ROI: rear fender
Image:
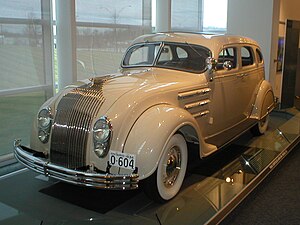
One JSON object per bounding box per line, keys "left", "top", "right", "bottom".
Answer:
{"left": 250, "top": 80, "right": 275, "bottom": 120}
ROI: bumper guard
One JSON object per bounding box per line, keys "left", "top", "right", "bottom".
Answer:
{"left": 13, "top": 140, "right": 139, "bottom": 190}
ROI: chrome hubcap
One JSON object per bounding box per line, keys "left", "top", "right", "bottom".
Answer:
{"left": 163, "top": 146, "right": 181, "bottom": 188}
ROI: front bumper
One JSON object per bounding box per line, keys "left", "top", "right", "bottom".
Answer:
{"left": 14, "top": 140, "right": 139, "bottom": 190}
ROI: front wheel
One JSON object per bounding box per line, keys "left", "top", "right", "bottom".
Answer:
{"left": 142, "top": 133, "right": 188, "bottom": 203}
{"left": 251, "top": 115, "right": 270, "bottom": 136}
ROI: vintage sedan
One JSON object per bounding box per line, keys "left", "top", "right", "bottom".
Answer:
{"left": 14, "top": 32, "right": 275, "bottom": 202}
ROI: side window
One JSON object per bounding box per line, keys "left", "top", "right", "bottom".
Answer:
{"left": 217, "top": 47, "right": 237, "bottom": 70}
{"left": 176, "top": 47, "right": 188, "bottom": 59}
{"left": 256, "top": 49, "right": 263, "bottom": 64}
{"left": 241, "top": 46, "right": 254, "bottom": 67}
{"left": 158, "top": 46, "right": 173, "bottom": 62}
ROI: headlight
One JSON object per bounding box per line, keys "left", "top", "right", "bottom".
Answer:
{"left": 38, "top": 130, "right": 49, "bottom": 143}
{"left": 38, "top": 108, "right": 52, "bottom": 128}
{"left": 93, "top": 116, "right": 112, "bottom": 158}
{"left": 37, "top": 108, "right": 52, "bottom": 143}
{"left": 93, "top": 119, "right": 110, "bottom": 143}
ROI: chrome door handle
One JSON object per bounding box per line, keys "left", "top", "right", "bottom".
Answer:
{"left": 237, "top": 73, "right": 248, "bottom": 78}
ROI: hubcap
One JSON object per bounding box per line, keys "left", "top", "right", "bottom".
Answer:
{"left": 163, "top": 146, "right": 181, "bottom": 188}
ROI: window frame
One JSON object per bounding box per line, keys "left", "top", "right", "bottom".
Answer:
{"left": 240, "top": 46, "right": 255, "bottom": 68}
{"left": 255, "top": 48, "right": 264, "bottom": 64}
{"left": 122, "top": 41, "right": 212, "bottom": 74}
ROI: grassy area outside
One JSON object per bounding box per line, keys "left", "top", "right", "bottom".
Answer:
{"left": 0, "top": 92, "right": 45, "bottom": 156}
{"left": 0, "top": 46, "right": 44, "bottom": 90}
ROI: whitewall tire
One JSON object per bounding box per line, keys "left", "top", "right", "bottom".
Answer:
{"left": 142, "top": 133, "right": 188, "bottom": 202}
{"left": 251, "top": 115, "right": 270, "bottom": 136}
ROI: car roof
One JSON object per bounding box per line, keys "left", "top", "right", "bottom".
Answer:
{"left": 131, "top": 32, "right": 260, "bottom": 53}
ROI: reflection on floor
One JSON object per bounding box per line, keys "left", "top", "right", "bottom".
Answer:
{"left": 0, "top": 109, "right": 299, "bottom": 225}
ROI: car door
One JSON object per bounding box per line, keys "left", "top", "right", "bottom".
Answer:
{"left": 238, "top": 45, "right": 261, "bottom": 117}
{"left": 206, "top": 46, "right": 241, "bottom": 137}
{"left": 207, "top": 45, "right": 259, "bottom": 139}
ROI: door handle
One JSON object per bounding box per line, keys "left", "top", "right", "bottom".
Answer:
{"left": 237, "top": 73, "right": 248, "bottom": 78}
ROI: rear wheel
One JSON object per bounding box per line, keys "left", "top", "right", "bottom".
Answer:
{"left": 142, "top": 133, "right": 188, "bottom": 203}
{"left": 251, "top": 115, "right": 270, "bottom": 136}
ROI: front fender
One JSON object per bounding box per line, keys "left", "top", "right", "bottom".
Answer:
{"left": 250, "top": 80, "right": 275, "bottom": 120}
{"left": 122, "top": 104, "right": 200, "bottom": 180}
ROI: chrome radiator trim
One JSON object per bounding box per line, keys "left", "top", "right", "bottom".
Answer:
{"left": 50, "top": 82, "right": 105, "bottom": 169}
{"left": 14, "top": 140, "right": 139, "bottom": 190}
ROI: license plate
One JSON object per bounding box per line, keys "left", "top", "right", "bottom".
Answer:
{"left": 109, "top": 151, "right": 136, "bottom": 170}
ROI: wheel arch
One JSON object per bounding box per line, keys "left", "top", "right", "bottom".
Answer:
{"left": 122, "top": 104, "right": 201, "bottom": 180}
{"left": 250, "top": 80, "right": 275, "bottom": 120}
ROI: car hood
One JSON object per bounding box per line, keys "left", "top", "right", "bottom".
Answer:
{"left": 87, "top": 68, "right": 201, "bottom": 114}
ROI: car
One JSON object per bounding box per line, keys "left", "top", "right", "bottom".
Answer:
{"left": 14, "top": 32, "right": 275, "bottom": 202}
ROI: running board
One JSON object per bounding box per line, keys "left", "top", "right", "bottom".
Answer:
{"left": 205, "top": 119, "right": 257, "bottom": 149}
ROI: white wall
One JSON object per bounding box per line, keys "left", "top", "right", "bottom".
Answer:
{"left": 279, "top": 0, "right": 300, "bottom": 36}
{"left": 227, "top": 0, "right": 280, "bottom": 90}
{"left": 280, "top": 0, "right": 300, "bottom": 21}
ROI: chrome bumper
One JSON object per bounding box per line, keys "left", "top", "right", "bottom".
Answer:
{"left": 14, "top": 140, "right": 139, "bottom": 190}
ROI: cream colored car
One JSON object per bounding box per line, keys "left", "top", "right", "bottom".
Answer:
{"left": 14, "top": 32, "right": 275, "bottom": 202}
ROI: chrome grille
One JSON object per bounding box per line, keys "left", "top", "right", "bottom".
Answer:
{"left": 50, "top": 81, "right": 105, "bottom": 169}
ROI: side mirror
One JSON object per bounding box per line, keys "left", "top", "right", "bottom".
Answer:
{"left": 223, "top": 61, "right": 233, "bottom": 70}
{"left": 206, "top": 57, "right": 217, "bottom": 81}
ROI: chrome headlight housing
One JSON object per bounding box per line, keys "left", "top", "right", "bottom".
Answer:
{"left": 37, "top": 108, "right": 52, "bottom": 143}
{"left": 93, "top": 116, "right": 112, "bottom": 158}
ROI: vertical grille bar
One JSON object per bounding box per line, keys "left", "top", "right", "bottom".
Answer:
{"left": 50, "top": 81, "right": 105, "bottom": 169}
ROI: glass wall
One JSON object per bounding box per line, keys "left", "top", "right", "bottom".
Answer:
{"left": 171, "top": 0, "right": 203, "bottom": 31}
{"left": 202, "top": 0, "right": 227, "bottom": 32}
{"left": 75, "top": 0, "right": 152, "bottom": 80}
{"left": 171, "top": 0, "right": 227, "bottom": 33}
{"left": 0, "top": 0, "right": 53, "bottom": 157}
{"left": 0, "top": 0, "right": 227, "bottom": 160}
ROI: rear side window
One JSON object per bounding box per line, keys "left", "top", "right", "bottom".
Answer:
{"left": 256, "top": 49, "right": 263, "bottom": 63}
{"left": 176, "top": 47, "right": 188, "bottom": 59}
{"left": 241, "top": 46, "right": 254, "bottom": 66}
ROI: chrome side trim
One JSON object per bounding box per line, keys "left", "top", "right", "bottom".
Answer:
{"left": 192, "top": 110, "right": 210, "bottom": 118}
{"left": 14, "top": 140, "right": 139, "bottom": 190}
{"left": 185, "top": 99, "right": 210, "bottom": 109}
{"left": 178, "top": 88, "right": 211, "bottom": 99}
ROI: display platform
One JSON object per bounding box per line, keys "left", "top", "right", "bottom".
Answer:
{"left": 0, "top": 109, "right": 299, "bottom": 225}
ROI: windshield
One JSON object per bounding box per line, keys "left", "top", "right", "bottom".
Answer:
{"left": 122, "top": 42, "right": 211, "bottom": 73}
